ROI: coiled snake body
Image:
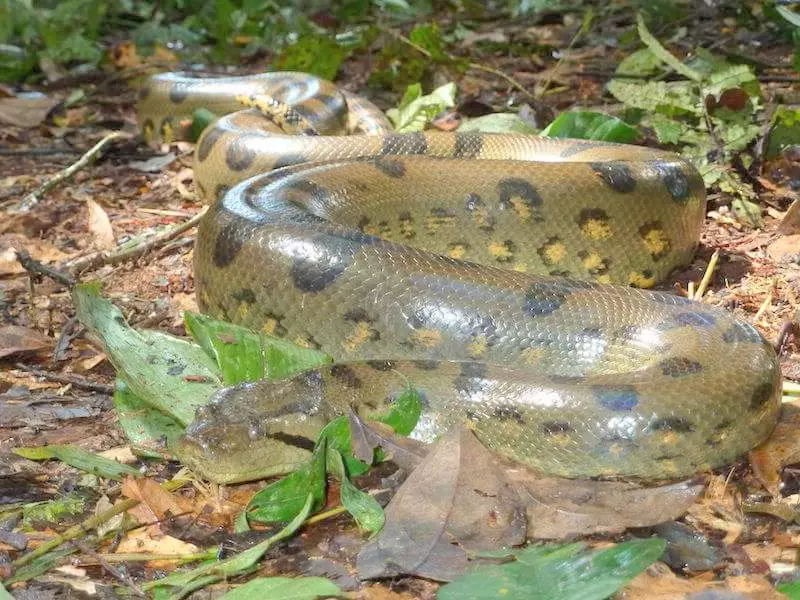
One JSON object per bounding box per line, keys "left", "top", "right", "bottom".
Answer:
{"left": 137, "top": 71, "right": 782, "bottom": 484}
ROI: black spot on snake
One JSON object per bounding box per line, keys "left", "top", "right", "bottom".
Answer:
{"left": 493, "top": 406, "right": 525, "bottom": 424}
{"left": 232, "top": 288, "right": 256, "bottom": 304}
{"left": 380, "top": 132, "right": 428, "bottom": 155}
{"left": 343, "top": 307, "right": 376, "bottom": 323}
{"left": 212, "top": 218, "right": 257, "bottom": 268}
{"left": 658, "top": 357, "right": 703, "bottom": 377}
{"left": 289, "top": 230, "right": 378, "bottom": 293}
{"left": 651, "top": 160, "right": 690, "bottom": 202}
{"left": 750, "top": 381, "right": 775, "bottom": 410}
{"left": 197, "top": 127, "right": 225, "bottom": 162}
{"left": 549, "top": 269, "right": 572, "bottom": 277}
{"left": 540, "top": 421, "right": 575, "bottom": 435}
{"left": 593, "top": 386, "right": 639, "bottom": 411}
{"left": 366, "top": 360, "right": 395, "bottom": 371}
{"left": 372, "top": 157, "right": 406, "bottom": 178}
{"left": 523, "top": 282, "right": 572, "bottom": 317}
{"left": 650, "top": 417, "right": 695, "bottom": 433}
{"left": 168, "top": 84, "right": 188, "bottom": 103}
{"left": 548, "top": 374, "right": 585, "bottom": 385}
{"left": 496, "top": 178, "right": 543, "bottom": 211}
{"left": 284, "top": 179, "right": 332, "bottom": 204}
{"left": 330, "top": 365, "right": 362, "bottom": 388}
{"left": 454, "top": 362, "right": 489, "bottom": 394}
{"left": 671, "top": 312, "right": 717, "bottom": 328}
{"left": 591, "top": 162, "right": 636, "bottom": 193}
{"left": 722, "top": 321, "right": 764, "bottom": 344}
{"left": 269, "top": 432, "right": 316, "bottom": 452}
{"left": 453, "top": 131, "right": 484, "bottom": 158}
{"left": 225, "top": 136, "right": 257, "bottom": 171}
{"left": 263, "top": 311, "right": 288, "bottom": 337}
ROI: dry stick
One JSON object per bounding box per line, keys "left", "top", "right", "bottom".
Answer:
{"left": 14, "top": 363, "right": 113, "bottom": 394}
{"left": 376, "top": 25, "right": 533, "bottom": 99}
{"left": 66, "top": 206, "right": 208, "bottom": 276}
{"left": 692, "top": 250, "right": 719, "bottom": 301}
{"left": 11, "top": 498, "right": 140, "bottom": 569}
{"left": 71, "top": 539, "right": 148, "bottom": 599}
{"left": 15, "top": 249, "right": 76, "bottom": 288}
{"left": 11, "top": 132, "right": 126, "bottom": 215}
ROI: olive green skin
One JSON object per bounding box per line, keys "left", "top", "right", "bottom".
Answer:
{"left": 137, "top": 71, "right": 782, "bottom": 484}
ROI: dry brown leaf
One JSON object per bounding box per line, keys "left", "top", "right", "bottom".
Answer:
{"left": 115, "top": 528, "right": 200, "bottom": 569}
{"left": 86, "top": 199, "right": 115, "bottom": 250}
{"left": 0, "top": 325, "right": 51, "bottom": 358}
{"left": 750, "top": 404, "right": 800, "bottom": 496}
{"left": 766, "top": 234, "right": 800, "bottom": 262}
{"left": 0, "top": 96, "right": 60, "bottom": 127}
{"left": 0, "top": 234, "right": 70, "bottom": 275}
{"left": 121, "top": 476, "right": 192, "bottom": 522}
{"left": 685, "top": 476, "right": 744, "bottom": 545}
{"left": 622, "top": 564, "right": 782, "bottom": 599}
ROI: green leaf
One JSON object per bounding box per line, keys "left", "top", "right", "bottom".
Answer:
{"left": 319, "top": 416, "right": 371, "bottom": 477}
{"left": 2, "top": 547, "right": 76, "bottom": 586}
{"left": 375, "top": 385, "right": 422, "bottom": 436}
{"left": 409, "top": 22, "right": 448, "bottom": 62}
{"left": 0, "top": 582, "right": 13, "bottom": 599}
{"left": 145, "top": 493, "right": 315, "bottom": 595}
{"left": 731, "top": 197, "right": 764, "bottom": 228}
{"left": 777, "top": 6, "right": 800, "bottom": 29}
{"left": 192, "top": 109, "right": 218, "bottom": 142}
{"left": 458, "top": 113, "right": 538, "bottom": 134}
{"left": 778, "top": 580, "right": 800, "bottom": 599}
{"left": 703, "top": 64, "right": 760, "bottom": 101}
{"left": 766, "top": 106, "right": 800, "bottom": 159}
{"left": 648, "top": 113, "right": 683, "bottom": 144}
{"left": 14, "top": 445, "right": 141, "bottom": 480}
{"left": 247, "top": 438, "right": 327, "bottom": 524}
{"left": 72, "top": 284, "right": 221, "bottom": 427}
{"left": 636, "top": 12, "right": 701, "bottom": 82}
{"left": 274, "top": 33, "right": 346, "bottom": 81}
{"left": 615, "top": 48, "right": 661, "bottom": 77}
{"left": 113, "top": 379, "right": 184, "bottom": 459}
{"left": 386, "top": 82, "right": 457, "bottom": 133}
{"left": 437, "top": 538, "right": 665, "bottom": 600}
{"left": 185, "top": 312, "right": 332, "bottom": 383}
{"left": 540, "top": 111, "right": 639, "bottom": 143}
{"left": 328, "top": 450, "right": 384, "bottom": 535}
{"left": 22, "top": 492, "right": 86, "bottom": 529}
{"left": 219, "top": 576, "right": 342, "bottom": 599}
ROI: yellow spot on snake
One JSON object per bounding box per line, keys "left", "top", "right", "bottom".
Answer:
{"left": 581, "top": 251, "right": 609, "bottom": 274}
{"left": 641, "top": 227, "right": 670, "bottom": 258}
{"left": 411, "top": 329, "right": 442, "bottom": 348}
{"left": 512, "top": 262, "right": 528, "bottom": 273}
{"left": 262, "top": 318, "right": 280, "bottom": 336}
{"left": 294, "top": 335, "right": 315, "bottom": 349}
{"left": 541, "top": 241, "right": 566, "bottom": 265}
{"left": 521, "top": 347, "right": 545, "bottom": 364}
{"left": 629, "top": 271, "right": 656, "bottom": 288}
{"left": 595, "top": 274, "right": 612, "bottom": 285}
{"left": 235, "top": 302, "right": 249, "bottom": 321}
{"left": 468, "top": 335, "right": 488, "bottom": 357}
{"left": 160, "top": 121, "right": 174, "bottom": 144}
{"left": 488, "top": 241, "right": 514, "bottom": 261}
{"left": 659, "top": 431, "right": 681, "bottom": 446}
{"left": 424, "top": 213, "right": 456, "bottom": 234}
{"left": 399, "top": 218, "right": 415, "bottom": 239}
{"left": 448, "top": 244, "right": 467, "bottom": 259}
{"left": 580, "top": 218, "right": 613, "bottom": 240}
{"left": 143, "top": 121, "right": 154, "bottom": 143}
{"left": 472, "top": 208, "right": 492, "bottom": 230}
{"left": 343, "top": 322, "right": 373, "bottom": 353}
{"left": 509, "top": 197, "right": 532, "bottom": 222}
{"left": 658, "top": 460, "right": 680, "bottom": 477}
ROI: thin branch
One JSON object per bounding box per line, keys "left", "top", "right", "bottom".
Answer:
{"left": 15, "top": 249, "right": 76, "bottom": 288}
{"left": 14, "top": 363, "right": 113, "bottom": 394}
{"left": 66, "top": 207, "right": 207, "bottom": 276}
{"left": 71, "top": 540, "right": 148, "bottom": 598}
{"left": 11, "top": 132, "right": 126, "bottom": 214}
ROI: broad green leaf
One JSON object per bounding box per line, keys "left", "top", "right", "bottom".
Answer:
{"left": 541, "top": 111, "right": 639, "bottom": 143}
{"left": 375, "top": 385, "right": 422, "bottom": 436}
{"left": 636, "top": 12, "right": 701, "bottom": 82}
{"left": 274, "top": 33, "right": 346, "bottom": 81}
{"left": 731, "top": 197, "right": 764, "bottom": 228}
{"left": 247, "top": 439, "right": 327, "bottom": 524}
{"left": 220, "top": 576, "right": 342, "bottom": 599}
{"left": 766, "top": 106, "right": 800, "bottom": 159}
{"left": 113, "top": 379, "right": 184, "bottom": 459}
{"left": 2, "top": 547, "right": 76, "bottom": 586}
{"left": 0, "top": 582, "right": 12, "bottom": 599}
{"left": 386, "top": 82, "right": 457, "bottom": 133}
{"left": 192, "top": 108, "right": 218, "bottom": 142}
{"left": 328, "top": 450, "right": 384, "bottom": 536}
{"left": 437, "top": 538, "right": 665, "bottom": 600}
{"left": 14, "top": 445, "right": 141, "bottom": 480}
{"left": 73, "top": 284, "right": 221, "bottom": 426}
{"left": 648, "top": 113, "right": 683, "bottom": 144}
{"left": 145, "top": 493, "right": 315, "bottom": 595}
{"left": 320, "top": 416, "right": 371, "bottom": 477}
{"left": 606, "top": 80, "right": 700, "bottom": 116}
{"left": 777, "top": 5, "right": 800, "bottom": 29}
{"left": 409, "top": 22, "right": 448, "bottom": 62}
{"left": 615, "top": 48, "right": 661, "bottom": 77}
{"left": 22, "top": 492, "right": 86, "bottom": 529}
{"left": 184, "top": 312, "right": 332, "bottom": 383}
{"left": 778, "top": 580, "right": 800, "bottom": 599}
{"left": 458, "top": 113, "right": 538, "bottom": 134}
{"left": 703, "top": 64, "right": 760, "bottom": 101}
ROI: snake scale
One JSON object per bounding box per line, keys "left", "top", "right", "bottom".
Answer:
{"left": 137, "top": 71, "right": 782, "bottom": 484}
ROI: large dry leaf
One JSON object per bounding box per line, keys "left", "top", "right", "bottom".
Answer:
{"left": 121, "top": 476, "right": 192, "bottom": 522}
{"left": 750, "top": 403, "right": 800, "bottom": 496}
{"left": 356, "top": 425, "right": 704, "bottom": 581}
{"left": 0, "top": 96, "right": 60, "bottom": 127}
{"left": 0, "top": 325, "right": 51, "bottom": 358}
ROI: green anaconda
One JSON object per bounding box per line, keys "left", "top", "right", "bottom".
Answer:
{"left": 137, "top": 71, "right": 782, "bottom": 484}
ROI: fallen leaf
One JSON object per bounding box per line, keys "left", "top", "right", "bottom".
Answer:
{"left": 623, "top": 563, "right": 781, "bottom": 599}
{"left": 95, "top": 494, "right": 123, "bottom": 538}
{"left": 0, "top": 96, "right": 60, "bottom": 127}
{"left": 87, "top": 199, "right": 115, "bottom": 250}
{"left": 121, "top": 476, "right": 192, "bottom": 522}
{"left": 750, "top": 404, "right": 800, "bottom": 496}
{"left": 115, "top": 527, "right": 200, "bottom": 569}
{"left": 0, "top": 325, "right": 51, "bottom": 358}
{"left": 0, "top": 235, "right": 70, "bottom": 276}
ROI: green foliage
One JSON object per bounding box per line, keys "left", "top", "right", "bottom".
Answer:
{"left": 767, "top": 106, "right": 800, "bottom": 159}
{"left": 22, "top": 492, "right": 87, "bottom": 530}
{"left": 14, "top": 444, "right": 142, "bottom": 480}
{"left": 386, "top": 81, "right": 456, "bottom": 132}
{"left": 219, "top": 576, "right": 343, "bottom": 600}
{"left": 437, "top": 538, "right": 666, "bottom": 600}
{"left": 275, "top": 33, "right": 348, "bottom": 81}
{"left": 541, "top": 111, "right": 639, "bottom": 143}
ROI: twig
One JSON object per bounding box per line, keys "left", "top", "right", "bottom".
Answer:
{"left": 66, "top": 207, "right": 207, "bottom": 275}
{"left": 15, "top": 249, "right": 76, "bottom": 288}
{"left": 537, "top": 11, "right": 594, "bottom": 98}
{"left": 14, "top": 363, "right": 113, "bottom": 394}
{"left": 11, "top": 498, "right": 140, "bottom": 568}
{"left": 71, "top": 540, "right": 148, "bottom": 598}
{"left": 692, "top": 250, "right": 719, "bottom": 300}
{"left": 11, "top": 132, "right": 126, "bottom": 214}
{"left": 376, "top": 25, "right": 533, "bottom": 99}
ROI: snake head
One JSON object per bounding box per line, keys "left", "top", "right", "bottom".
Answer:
{"left": 175, "top": 378, "right": 328, "bottom": 484}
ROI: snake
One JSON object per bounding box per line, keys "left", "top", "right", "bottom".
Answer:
{"left": 136, "top": 71, "right": 782, "bottom": 484}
